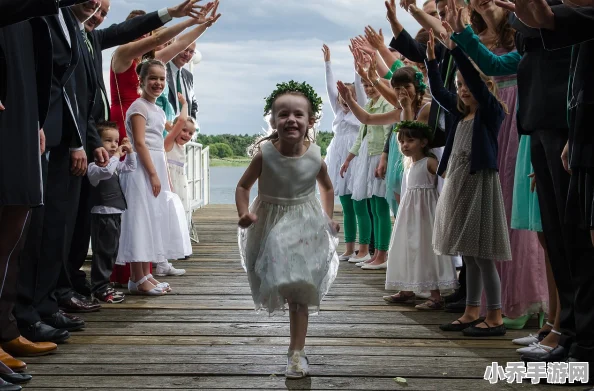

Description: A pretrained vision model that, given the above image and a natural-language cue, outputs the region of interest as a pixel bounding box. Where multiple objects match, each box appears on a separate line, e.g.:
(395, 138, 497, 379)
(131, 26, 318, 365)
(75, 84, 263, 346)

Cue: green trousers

(349, 196, 391, 250)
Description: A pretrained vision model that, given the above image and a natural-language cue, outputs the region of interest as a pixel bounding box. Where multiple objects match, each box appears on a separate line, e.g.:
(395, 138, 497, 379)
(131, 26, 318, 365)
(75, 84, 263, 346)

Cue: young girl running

(337, 78, 394, 270)
(383, 121, 458, 309)
(426, 28, 511, 336)
(321, 44, 366, 262)
(116, 60, 191, 295)
(236, 81, 340, 379)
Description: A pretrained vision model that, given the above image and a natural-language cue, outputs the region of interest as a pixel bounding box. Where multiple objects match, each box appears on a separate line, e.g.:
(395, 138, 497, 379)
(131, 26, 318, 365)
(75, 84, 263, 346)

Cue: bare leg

(540, 292, 562, 348)
(288, 303, 297, 351)
(367, 249, 387, 265)
(344, 242, 355, 256)
(130, 262, 157, 292)
(293, 304, 309, 352)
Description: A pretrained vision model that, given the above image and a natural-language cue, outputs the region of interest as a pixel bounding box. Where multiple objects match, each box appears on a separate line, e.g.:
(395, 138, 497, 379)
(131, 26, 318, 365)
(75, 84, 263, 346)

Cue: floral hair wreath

(263, 80, 323, 119)
(393, 120, 434, 141)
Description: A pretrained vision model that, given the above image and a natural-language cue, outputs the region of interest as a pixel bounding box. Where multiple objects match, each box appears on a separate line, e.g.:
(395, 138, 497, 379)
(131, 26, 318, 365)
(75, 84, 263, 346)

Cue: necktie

(83, 31, 109, 120)
(176, 70, 183, 113)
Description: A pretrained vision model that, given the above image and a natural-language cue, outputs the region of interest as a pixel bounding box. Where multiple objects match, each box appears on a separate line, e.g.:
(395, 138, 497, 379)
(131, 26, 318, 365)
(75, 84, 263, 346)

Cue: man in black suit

(58, 0, 205, 306)
(166, 42, 199, 119)
(14, 4, 108, 344)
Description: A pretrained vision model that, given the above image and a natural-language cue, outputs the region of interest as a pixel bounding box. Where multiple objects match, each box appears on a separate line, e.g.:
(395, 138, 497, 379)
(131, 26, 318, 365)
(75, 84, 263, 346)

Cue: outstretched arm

(164, 94, 188, 152)
(540, 6, 594, 49)
(338, 81, 400, 125)
(451, 26, 521, 76)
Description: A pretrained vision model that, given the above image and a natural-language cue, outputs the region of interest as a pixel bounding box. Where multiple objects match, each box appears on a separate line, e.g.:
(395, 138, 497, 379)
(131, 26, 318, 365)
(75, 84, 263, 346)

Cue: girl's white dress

(385, 157, 458, 292)
(167, 142, 191, 227)
(117, 98, 192, 264)
(238, 142, 339, 315)
(323, 61, 366, 196)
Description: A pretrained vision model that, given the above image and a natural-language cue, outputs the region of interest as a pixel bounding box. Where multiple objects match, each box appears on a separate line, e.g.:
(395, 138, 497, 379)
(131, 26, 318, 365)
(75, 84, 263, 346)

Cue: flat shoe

(462, 321, 506, 337)
(415, 299, 444, 310)
(348, 253, 371, 263)
(361, 262, 387, 270)
(0, 373, 31, 384)
(439, 318, 482, 332)
(383, 293, 415, 304)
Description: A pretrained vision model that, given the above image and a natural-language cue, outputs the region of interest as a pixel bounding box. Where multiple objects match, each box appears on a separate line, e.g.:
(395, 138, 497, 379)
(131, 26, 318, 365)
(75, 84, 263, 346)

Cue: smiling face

(173, 42, 197, 68)
(83, 0, 110, 31)
(176, 119, 197, 145)
(72, 0, 102, 25)
(140, 64, 166, 101)
(270, 94, 315, 145)
(100, 128, 120, 156)
(363, 81, 381, 101)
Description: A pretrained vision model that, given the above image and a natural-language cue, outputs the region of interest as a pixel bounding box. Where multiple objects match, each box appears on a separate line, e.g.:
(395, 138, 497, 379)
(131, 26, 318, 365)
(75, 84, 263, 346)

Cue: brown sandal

(383, 292, 416, 304)
(415, 299, 444, 310)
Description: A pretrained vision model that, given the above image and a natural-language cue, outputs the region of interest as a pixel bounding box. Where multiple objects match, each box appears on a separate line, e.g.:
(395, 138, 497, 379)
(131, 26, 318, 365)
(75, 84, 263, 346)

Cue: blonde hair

(173, 115, 196, 128)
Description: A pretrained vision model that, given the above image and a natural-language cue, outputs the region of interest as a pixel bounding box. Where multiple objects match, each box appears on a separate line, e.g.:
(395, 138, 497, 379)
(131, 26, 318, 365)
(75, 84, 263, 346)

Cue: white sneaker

(512, 333, 540, 346)
(339, 253, 354, 261)
(349, 253, 371, 263)
(285, 350, 309, 379)
(155, 262, 186, 277)
(516, 342, 554, 355)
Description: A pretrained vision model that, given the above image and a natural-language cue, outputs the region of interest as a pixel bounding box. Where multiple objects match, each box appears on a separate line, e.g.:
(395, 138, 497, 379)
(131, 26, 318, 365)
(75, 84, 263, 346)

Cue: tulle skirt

(117, 149, 192, 264)
(238, 196, 339, 315)
(325, 131, 359, 196)
(349, 138, 386, 201)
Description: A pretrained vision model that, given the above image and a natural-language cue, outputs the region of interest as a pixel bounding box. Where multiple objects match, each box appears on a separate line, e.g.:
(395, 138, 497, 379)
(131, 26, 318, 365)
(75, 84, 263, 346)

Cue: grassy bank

(210, 157, 251, 167)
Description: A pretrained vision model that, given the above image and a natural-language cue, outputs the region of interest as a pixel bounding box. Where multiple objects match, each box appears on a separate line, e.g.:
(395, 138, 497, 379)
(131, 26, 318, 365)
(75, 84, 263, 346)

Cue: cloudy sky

(102, 0, 422, 135)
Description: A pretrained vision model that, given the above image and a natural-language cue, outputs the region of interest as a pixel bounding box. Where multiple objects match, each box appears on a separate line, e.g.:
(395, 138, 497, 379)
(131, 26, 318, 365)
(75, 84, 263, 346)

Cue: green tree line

(196, 132, 334, 159)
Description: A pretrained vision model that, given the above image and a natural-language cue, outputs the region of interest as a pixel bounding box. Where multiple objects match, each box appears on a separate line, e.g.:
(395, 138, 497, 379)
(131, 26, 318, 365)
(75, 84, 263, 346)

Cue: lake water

(210, 166, 257, 204)
(209, 166, 339, 205)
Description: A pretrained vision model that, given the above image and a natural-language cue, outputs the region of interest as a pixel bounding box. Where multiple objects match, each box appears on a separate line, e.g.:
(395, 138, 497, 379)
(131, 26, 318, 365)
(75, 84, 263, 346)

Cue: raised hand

(426, 29, 437, 61)
(494, 0, 554, 29)
(353, 35, 375, 55)
(364, 26, 385, 50)
(400, 0, 416, 11)
(440, 20, 457, 50)
(397, 88, 413, 110)
(445, 0, 468, 33)
(168, 0, 207, 20)
(385, 0, 398, 24)
(203, 0, 221, 27)
(177, 92, 187, 106)
(337, 81, 355, 102)
(238, 213, 258, 228)
(322, 44, 331, 62)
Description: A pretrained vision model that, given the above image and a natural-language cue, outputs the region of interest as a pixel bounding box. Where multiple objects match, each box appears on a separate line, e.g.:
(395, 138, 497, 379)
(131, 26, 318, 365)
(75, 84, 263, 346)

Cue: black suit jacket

(167, 62, 198, 119)
(87, 10, 165, 123)
(0, 0, 58, 27)
(42, 10, 83, 149)
(389, 29, 455, 147)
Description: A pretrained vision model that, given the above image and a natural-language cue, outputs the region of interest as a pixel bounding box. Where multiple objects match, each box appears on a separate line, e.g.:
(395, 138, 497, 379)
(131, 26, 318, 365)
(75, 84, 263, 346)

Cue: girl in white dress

(236, 81, 340, 379)
(117, 60, 191, 295)
(321, 44, 367, 261)
(383, 121, 458, 309)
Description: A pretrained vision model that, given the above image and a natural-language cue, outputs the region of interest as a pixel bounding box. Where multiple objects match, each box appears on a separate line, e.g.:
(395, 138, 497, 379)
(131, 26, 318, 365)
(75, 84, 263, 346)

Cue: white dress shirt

(87, 153, 137, 214)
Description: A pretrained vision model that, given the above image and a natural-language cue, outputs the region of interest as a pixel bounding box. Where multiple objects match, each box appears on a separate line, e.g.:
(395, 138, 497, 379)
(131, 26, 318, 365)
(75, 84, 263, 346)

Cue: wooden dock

(24, 205, 560, 390)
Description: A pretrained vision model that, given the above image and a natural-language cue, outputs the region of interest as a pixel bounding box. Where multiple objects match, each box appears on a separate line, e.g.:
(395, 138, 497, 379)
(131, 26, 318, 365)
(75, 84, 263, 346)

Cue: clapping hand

(364, 26, 385, 50)
(238, 212, 258, 228)
(445, 0, 469, 33)
(494, 0, 555, 29)
(322, 44, 331, 62)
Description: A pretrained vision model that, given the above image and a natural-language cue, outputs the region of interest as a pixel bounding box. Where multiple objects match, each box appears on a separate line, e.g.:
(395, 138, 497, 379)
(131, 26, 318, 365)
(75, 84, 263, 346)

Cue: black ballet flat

(439, 318, 482, 332)
(462, 321, 506, 337)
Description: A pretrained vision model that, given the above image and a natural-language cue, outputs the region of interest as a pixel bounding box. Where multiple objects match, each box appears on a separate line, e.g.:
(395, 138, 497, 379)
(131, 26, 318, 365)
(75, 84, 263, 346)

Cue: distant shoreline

(210, 158, 251, 167)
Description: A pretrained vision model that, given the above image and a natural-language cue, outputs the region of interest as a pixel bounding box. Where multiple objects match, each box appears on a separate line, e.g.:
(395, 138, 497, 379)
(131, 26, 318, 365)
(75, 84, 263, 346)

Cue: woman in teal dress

(451, 25, 557, 336)
(157, 83, 177, 138)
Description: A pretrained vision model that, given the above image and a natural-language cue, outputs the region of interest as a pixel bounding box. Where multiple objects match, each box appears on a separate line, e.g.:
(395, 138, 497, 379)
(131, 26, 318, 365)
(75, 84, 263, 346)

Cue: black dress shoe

(0, 373, 31, 384)
(58, 294, 100, 313)
(462, 321, 506, 337)
(19, 322, 70, 344)
(522, 345, 567, 363)
(0, 380, 21, 391)
(444, 297, 466, 313)
(42, 311, 85, 332)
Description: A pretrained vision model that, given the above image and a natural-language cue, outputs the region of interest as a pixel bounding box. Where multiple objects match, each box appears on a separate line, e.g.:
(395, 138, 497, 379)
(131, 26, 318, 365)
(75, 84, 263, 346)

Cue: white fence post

(185, 142, 210, 243)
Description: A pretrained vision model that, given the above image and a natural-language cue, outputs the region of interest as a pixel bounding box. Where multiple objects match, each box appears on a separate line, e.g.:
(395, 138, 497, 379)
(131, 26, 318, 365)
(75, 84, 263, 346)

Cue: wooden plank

(35, 205, 545, 390)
